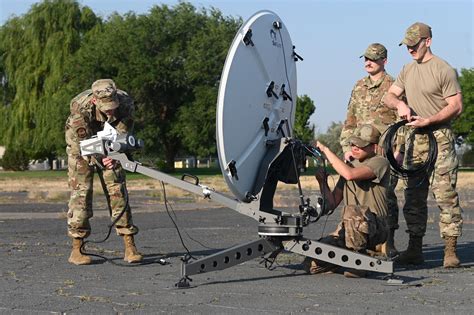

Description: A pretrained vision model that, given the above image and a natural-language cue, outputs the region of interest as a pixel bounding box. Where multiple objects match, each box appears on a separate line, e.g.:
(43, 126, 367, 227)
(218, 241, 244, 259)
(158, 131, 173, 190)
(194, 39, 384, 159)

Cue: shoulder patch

(76, 127, 87, 139)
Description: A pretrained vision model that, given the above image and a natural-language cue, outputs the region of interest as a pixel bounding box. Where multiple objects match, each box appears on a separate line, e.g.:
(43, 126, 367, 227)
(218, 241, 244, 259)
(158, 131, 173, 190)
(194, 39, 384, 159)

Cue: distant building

(174, 157, 217, 169)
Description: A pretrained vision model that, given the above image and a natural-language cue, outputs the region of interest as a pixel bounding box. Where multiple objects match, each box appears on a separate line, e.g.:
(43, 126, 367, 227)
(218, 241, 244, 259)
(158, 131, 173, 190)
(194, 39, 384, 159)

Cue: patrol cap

(349, 124, 381, 148)
(359, 43, 387, 60)
(91, 79, 119, 111)
(399, 22, 432, 46)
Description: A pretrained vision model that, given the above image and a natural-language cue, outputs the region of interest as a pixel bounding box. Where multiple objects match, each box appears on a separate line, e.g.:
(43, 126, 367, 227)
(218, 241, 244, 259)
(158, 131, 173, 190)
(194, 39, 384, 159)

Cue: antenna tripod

(80, 134, 393, 288)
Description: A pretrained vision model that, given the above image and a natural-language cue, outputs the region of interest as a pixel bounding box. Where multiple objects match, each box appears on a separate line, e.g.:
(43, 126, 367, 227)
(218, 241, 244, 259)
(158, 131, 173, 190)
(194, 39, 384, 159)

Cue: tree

(453, 68, 474, 144)
(0, 0, 100, 164)
(316, 121, 343, 158)
(294, 95, 315, 143)
(174, 8, 241, 159)
(0, 1, 239, 171)
(65, 3, 240, 170)
(175, 86, 219, 158)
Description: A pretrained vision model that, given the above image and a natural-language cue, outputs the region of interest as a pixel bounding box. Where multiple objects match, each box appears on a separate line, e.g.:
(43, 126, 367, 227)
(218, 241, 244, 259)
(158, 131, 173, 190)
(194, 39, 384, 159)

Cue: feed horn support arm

(108, 151, 279, 223)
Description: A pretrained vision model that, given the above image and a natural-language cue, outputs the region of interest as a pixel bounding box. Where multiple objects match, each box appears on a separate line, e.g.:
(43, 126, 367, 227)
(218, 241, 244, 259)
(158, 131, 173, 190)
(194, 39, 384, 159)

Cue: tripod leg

(180, 238, 279, 278)
(283, 238, 393, 274)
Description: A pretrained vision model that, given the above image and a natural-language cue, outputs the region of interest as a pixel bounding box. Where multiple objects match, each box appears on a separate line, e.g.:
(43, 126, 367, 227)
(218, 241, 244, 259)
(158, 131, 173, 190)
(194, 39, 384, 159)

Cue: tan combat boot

(123, 235, 143, 263)
(68, 238, 92, 265)
(443, 236, 460, 268)
(302, 257, 338, 274)
(395, 236, 424, 265)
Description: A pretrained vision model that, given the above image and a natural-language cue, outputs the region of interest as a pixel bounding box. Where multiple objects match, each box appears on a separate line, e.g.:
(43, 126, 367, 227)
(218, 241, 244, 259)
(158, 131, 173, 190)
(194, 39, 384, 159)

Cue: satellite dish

(216, 10, 297, 202)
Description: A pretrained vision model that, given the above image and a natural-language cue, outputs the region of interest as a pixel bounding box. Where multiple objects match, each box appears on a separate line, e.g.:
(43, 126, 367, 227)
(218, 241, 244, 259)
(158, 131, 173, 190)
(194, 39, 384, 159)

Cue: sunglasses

(407, 38, 426, 51)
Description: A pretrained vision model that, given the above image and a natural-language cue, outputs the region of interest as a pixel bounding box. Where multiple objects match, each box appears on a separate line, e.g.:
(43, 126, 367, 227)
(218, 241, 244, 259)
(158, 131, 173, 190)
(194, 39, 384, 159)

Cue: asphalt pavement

(0, 189, 473, 314)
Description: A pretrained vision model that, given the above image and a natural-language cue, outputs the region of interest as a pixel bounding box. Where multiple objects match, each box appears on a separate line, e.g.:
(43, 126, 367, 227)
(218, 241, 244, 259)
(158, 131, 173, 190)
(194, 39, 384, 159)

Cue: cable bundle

(382, 120, 437, 179)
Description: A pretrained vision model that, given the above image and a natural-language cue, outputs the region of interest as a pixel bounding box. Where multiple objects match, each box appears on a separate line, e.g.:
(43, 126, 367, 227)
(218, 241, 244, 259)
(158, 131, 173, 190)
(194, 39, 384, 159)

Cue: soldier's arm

(407, 93, 463, 128)
(317, 141, 376, 181)
(383, 84, 411, 121)
(65, 112, 91, 157)
(315, 169, 343, 211)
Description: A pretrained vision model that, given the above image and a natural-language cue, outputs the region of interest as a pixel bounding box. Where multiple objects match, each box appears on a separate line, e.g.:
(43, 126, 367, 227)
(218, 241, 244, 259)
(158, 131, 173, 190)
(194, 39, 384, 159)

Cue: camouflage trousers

(403, 127, 463, 239)
(324, 205, 388, 251)
(378, 131, 400, 231)
(386, 174, 399, 230)
(67, 154, 138, 239)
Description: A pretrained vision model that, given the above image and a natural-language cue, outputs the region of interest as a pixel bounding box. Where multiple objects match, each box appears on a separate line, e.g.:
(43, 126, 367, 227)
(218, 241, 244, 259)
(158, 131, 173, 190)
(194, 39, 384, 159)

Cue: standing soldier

(339, 43, 401, 257)
(65, 79, 143, 265)
(384, 22, 463, 268)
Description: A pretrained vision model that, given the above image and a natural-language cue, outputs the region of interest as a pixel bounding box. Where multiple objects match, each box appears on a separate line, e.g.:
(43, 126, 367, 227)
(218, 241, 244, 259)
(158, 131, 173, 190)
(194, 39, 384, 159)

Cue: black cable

(382, 120, 437, 179)
(80, 166, 143, 267)
(160, 181, 197, 260)
(289, 141, 306, 208)
(164, 194, 216, 250)
(81, 165, 208, 266)
(277, 27, 294, 133)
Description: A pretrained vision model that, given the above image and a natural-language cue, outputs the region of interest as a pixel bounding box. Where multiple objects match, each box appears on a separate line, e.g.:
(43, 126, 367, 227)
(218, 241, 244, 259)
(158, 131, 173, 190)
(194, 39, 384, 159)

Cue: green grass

(0, 165, 471, 180)
(0, 170, 68, 179)
(0, 167, 225, 180)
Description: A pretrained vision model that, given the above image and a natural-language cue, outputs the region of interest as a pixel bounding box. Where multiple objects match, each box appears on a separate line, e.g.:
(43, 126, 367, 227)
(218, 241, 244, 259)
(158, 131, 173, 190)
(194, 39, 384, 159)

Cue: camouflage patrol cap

(359, 43, 387, 60)
(399, 22, 432, 46)
(91, 79, 119, 111)
(349, 124, 381, 148)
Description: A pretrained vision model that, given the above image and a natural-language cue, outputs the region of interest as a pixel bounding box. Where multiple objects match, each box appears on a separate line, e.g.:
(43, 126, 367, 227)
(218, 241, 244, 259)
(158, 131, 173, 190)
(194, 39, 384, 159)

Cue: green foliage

(175, 86, 218, 157)
(453, 68, 474, 144)
(294, 95, 315, 143)
(0, 1, 318, 171)
(460, 149, 474, 167)
(316, 121, 343, 158)
(0, 147, 30, 171)
(65, 3, 240, 170)
(0, 0, 100, 158)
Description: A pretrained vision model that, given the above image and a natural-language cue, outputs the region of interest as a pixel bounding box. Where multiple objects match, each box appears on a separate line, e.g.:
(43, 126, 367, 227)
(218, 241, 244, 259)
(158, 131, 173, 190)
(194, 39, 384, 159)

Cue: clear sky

(1, 0, 473, 132)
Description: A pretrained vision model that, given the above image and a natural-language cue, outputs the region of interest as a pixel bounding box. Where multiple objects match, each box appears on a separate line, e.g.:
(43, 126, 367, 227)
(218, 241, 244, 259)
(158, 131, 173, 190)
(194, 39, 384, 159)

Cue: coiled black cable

(382, 120, 437, 179)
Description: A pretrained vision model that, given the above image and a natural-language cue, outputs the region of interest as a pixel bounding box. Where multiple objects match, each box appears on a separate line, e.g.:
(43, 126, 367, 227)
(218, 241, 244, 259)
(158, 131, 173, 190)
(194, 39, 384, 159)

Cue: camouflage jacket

(65, 89, 135, 156)
(340, 72, 398, 153)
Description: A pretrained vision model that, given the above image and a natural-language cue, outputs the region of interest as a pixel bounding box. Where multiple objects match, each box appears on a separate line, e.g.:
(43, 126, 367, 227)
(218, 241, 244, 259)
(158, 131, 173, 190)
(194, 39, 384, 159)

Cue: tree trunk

(163, 142, 177, 173)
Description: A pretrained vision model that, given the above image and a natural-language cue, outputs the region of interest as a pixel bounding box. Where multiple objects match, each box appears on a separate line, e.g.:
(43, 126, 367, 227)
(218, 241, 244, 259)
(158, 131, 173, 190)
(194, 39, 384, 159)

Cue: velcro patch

(77, 127, 87, 138)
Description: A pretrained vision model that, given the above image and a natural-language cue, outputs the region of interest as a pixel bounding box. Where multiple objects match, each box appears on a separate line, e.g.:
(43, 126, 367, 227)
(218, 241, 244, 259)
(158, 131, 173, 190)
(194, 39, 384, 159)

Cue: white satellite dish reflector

(216, 10, 297, 202)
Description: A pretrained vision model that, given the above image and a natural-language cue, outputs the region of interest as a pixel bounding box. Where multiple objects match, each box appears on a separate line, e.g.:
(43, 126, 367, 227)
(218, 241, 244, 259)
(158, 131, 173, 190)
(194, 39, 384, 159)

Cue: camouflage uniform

(402, 127, 462, 238)
(325, 204, 388, 252)
(339, 74, 397, 152)
(333, 125, 390, 251)
(393, 21, 463, 239)
(340, 44, 400, 231)
(305, 125, 390, 274)
(65, 83, 138, 239)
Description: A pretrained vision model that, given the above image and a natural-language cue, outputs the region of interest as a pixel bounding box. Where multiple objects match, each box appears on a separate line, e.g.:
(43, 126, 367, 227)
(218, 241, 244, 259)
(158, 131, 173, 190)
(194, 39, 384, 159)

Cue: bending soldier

(65, 79, 143, 265)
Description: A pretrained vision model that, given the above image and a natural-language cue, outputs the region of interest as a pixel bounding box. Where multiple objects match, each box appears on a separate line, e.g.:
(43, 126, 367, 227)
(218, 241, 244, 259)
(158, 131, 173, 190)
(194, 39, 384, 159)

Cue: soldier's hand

(102, 157, 116, 169)
(406, 115, 430, 128)
(316, 141, 328, 154)
(396, 102, 411, 122)
(344, 151, 355, 162)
